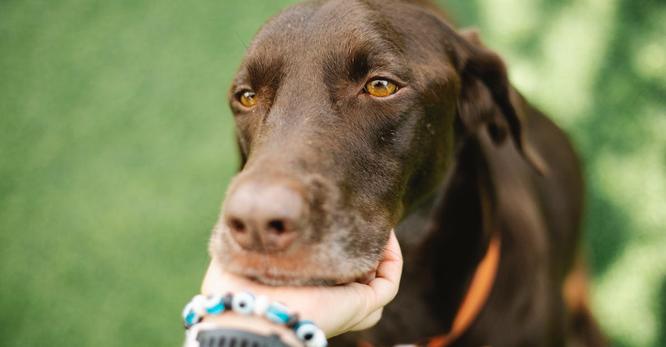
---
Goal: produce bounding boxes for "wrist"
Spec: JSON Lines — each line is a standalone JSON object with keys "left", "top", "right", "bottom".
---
{"left": 187, "top": 325, "right": 295, "bottom": 347}
{"left": 201, "top": 314, "right": 302, "bottom": 347}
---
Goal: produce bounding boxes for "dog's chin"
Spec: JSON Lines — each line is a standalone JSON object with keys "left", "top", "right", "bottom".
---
{"left": 225, "top": 262, "right": 377, "bottom": 287}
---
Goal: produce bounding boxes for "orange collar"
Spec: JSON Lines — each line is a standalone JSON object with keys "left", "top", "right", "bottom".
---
{"left": 358, "top": 233, "right": 501, "bottom": 347}
{"left": 425, "top": 232, "right": 501, "bottom": 347}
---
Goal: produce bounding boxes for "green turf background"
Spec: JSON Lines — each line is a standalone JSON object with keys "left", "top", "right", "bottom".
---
{"left": 1, "top": 0, "right": 664, "bottom": 346}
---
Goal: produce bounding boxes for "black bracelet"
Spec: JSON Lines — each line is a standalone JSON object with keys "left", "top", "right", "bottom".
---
{"left": 193, "top": 328, "right": 292, "bottom": 347}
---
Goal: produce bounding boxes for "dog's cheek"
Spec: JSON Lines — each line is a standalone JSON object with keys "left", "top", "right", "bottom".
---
{"left": 346, "top": 213, "right": 392, "bottom": 266}
{"left": 302, "top": 174, "right": 340, "bottom": 243}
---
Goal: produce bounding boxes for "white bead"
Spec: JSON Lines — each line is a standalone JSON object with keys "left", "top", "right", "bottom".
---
{"left": 190, "top": 295, "right": 208, "bottom": 316}
{"left": 253, "top": 295, "right": 270, "bottom": 316}
{"left": 306, "top": 330, "right": 327, "bottom": 347}
{"left": 232, "top": 291, "right": 255, "bottom": 315}
{"left": 296, "top": 322, "right": 327, "bottom": 347}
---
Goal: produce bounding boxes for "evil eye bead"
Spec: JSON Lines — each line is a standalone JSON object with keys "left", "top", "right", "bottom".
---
{"left": 295, "top": 321, "right": 327, "bottom": 347}
{"left": 265, "top": 302, "right": 291, "bottom": 325}
{"left": 253, "top": 295, "right": 270, "bottom": 316}
{"left": 307, "top": 329, "right": 327, "bottom": 347}
{"left": 204, "top": 295, "right": 225, "bottom": 315}
{"left": 232, "top": 291, "right": 255, "bottom": 315}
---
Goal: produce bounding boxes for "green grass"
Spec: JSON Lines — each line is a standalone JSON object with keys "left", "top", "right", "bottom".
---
{"left": 1, "top": 0, "right": 664, "bottom": 346}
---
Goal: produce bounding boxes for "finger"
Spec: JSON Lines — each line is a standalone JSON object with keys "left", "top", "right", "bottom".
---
{"left": 380, "top": 229, "right": 403, "bottom": 263}
{"left": 368, "top": 230, "right": 403, "bottom": 305}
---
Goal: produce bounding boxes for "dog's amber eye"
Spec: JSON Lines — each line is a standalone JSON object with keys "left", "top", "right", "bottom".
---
{"left": 365, "top": 79, "right": 398, "bottom": 97}
{"left": 239, "top": 90, "right": 257, "bottom": 108}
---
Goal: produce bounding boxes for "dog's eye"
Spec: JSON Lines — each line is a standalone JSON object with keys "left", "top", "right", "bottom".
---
{"left": 238, "top": 90, "right": 257, "bottom": 108}
{"left": 365, "top": 79, "right": 398, "bottom": 97}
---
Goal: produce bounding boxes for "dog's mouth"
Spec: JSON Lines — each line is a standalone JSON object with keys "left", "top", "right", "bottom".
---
{"left": 220, "top": 254, "right": 379, "bottom": 286}
{"left": 228, "top": 255, "right": 380, "bottom": 286}
{"left": 210, "top": 224, "right": 384, "bottom": 286}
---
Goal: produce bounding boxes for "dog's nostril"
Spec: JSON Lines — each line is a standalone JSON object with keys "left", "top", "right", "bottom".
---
{"left": 267, "top": 219, "right": 286, "bottom": 234}
{"left": 229, "top": 218, "right": 246, "bottom": 233}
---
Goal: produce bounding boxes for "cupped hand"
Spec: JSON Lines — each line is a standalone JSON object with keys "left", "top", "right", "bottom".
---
{"left": 201, "top": 230, "right": 403, "bottom": 338}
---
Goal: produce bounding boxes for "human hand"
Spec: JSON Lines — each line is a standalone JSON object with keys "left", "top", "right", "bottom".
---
{"left": 201, "top": 230, "right": 403, "bottom": 338}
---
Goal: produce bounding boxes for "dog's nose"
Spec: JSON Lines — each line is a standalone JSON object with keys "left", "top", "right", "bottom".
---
{"left": 223, "top": 181, "right": 303, "bottom": 253}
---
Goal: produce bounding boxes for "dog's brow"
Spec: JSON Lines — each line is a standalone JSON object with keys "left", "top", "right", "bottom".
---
{"left": 244, "top": 56, "right": 285, "bottom": 90}
{"left": 347, "top": 43, "right": 410, "bottom": 82}
{"left": 348, "top": 46, "right": 372, "bottom": 82}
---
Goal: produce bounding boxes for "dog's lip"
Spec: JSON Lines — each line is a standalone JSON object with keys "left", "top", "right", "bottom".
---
{"left": 230, "top": 258, "right": 381, "bottom": 286}
{"left": 235, "top": 266, "right": 361, "bottom": 285}
{"left": 225, "top": 255, "right": 378, "bottom": 285}
{"left": 239, "top": 269, "right": 347, "bottom": 286}
{"left": 247, "top": 272, "right": 303, "bottom": 283}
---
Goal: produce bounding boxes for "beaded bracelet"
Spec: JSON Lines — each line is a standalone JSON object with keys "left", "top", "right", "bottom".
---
{"left": 182, "top": 292, "right": 327, "bottom": 347}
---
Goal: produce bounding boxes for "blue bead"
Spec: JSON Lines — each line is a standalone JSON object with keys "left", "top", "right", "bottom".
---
{"left": 206, "top": 302, "right": 225, "bottom": 314}
{"left": 204, "top": 295, "right": 226, "bottom": 315}
{"left": 265, "top": 303, "right": 291, "bottom": 324}
{"left": 184, "top": 311, "right": 198, "bottom": 327}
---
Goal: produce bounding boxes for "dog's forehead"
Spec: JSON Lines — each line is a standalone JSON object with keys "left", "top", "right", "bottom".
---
{"left": 240, "top": 0, "right": 458, "bottom": 80}
{"left": 247, "top": 0, "right": 407, "bottom": 62}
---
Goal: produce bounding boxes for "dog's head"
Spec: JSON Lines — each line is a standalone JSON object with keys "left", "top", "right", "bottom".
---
{"left": 210, "top": 0, "right": 540, "bottom": 285}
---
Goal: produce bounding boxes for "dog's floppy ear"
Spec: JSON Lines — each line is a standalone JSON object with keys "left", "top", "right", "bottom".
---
{"left": 453, "top": 30, "right": 547, "bottom": 174}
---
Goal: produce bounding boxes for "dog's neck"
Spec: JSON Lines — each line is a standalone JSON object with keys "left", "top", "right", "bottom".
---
{"left": 397, "top": 139, "right": 499, "bottom": 335}
{"left": 391, "top": 134, "right": 552, "bottom": 344}
{"left": 395, "top": 192, "right": 440, "bottom": 253}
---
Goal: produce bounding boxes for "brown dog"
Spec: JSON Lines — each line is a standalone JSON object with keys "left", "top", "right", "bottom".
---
{"left": 209, "top": 0, "right": 606, "bottom": 345}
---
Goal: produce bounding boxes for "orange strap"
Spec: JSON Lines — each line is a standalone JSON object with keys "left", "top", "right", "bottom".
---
{"left": 358, "top": 233, "right": 501, "bottom": 347}
{"left": 425, "top": 233, "right": 501, "bottom": 347}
